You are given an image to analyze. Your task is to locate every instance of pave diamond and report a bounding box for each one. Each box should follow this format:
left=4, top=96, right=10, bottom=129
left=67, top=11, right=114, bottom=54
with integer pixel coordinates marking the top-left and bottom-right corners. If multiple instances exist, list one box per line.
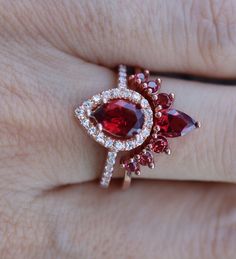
left=114, top=141, right=124, bottom=151
left=92, top=94, right=101, bottom=104
left=88, top=126, right=96, bottom=136
left=81, top=119, right=90, bottom=129
left=104, top=138, right=113, bottom=148
left=141, top=98, right=149, bottom=108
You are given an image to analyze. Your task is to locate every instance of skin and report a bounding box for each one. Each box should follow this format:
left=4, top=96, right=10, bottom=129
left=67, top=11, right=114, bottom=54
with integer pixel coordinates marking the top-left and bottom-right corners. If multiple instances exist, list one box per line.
left=0, top=0, right=236, bottom=258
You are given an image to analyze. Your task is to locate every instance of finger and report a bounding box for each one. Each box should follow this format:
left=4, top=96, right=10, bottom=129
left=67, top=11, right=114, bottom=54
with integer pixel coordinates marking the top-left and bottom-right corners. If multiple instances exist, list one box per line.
left=28, top=181, right=236, bottom=259
left=1, top=49, right=235, bottom=192
left=3, top=0, right=236, bottom=77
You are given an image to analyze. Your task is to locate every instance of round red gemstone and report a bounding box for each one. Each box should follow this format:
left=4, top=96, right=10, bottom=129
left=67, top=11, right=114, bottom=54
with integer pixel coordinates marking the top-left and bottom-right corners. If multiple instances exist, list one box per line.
left=124, top=160, right=140, bottom=173
left=91, top=99, right=145, bottom=139
left=139, top=150, right=153, bottom=166
left=156, top=109, right=196, bottom=138
left=147, top=80, right=160, bottom=93
left=150, top=136, right=168, bottom=153
left=155, top=93, right=172, bottom=109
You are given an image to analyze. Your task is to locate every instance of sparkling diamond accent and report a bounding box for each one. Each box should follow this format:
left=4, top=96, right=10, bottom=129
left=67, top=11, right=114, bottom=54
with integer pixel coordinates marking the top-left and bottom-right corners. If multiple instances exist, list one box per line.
left=100, top=151, right=117, bottom=188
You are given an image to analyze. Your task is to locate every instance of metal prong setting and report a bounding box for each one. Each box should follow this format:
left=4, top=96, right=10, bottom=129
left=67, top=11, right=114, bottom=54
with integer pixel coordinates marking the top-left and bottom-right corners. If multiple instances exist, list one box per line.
left=149, top=163, right=155, bottom=169
left=155, top=111, right=162, bottom=118
left=122, top=171, right=132, bottom=190
left=195, top=121, right=201, bottom=128
left=157, top=78, right=162, bottom=85
left=165, top=148, right=171, bottom=155
left=97, top=123, right=103, bottom=131
left=144, top=70, right=150, bottom=77
left=169, top=93, right=175, bottom=100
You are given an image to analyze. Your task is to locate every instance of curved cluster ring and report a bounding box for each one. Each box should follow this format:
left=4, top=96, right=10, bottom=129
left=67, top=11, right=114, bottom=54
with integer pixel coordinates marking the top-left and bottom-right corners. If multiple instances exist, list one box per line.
left=75, top=65, right=200, bottom=189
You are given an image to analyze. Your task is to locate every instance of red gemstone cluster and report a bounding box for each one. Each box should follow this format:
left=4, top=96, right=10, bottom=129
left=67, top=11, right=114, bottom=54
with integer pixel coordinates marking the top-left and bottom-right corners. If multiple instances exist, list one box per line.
left=121, top=70, right=199, bottom=175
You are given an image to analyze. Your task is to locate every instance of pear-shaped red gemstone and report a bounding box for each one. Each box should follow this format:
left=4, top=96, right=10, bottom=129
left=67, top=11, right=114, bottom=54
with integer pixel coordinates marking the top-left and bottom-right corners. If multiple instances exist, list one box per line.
left=91, top=99, right=145, bottom=139
left=156, top=109, right=197, bottom=138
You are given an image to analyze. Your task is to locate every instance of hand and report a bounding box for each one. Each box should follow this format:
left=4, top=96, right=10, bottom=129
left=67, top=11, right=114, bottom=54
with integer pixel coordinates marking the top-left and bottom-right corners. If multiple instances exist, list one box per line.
left=0, top=1, right=235, bottom=258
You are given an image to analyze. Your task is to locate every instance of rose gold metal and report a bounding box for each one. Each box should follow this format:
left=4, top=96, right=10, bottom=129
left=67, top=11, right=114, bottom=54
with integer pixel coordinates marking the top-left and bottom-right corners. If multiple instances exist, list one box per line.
left=144, top=70, right=150, bottom=76
left=169, top=93, right=175, bottom=100
left=155, top=111, right=162, bottom=118
left=149, top=163, right=155, bottom=169
left=97, top=123, right=103, bottom=131
left=143, top=82, right=148, bottom=88
left=129, top=75, right=135, bottom=80
left=157, top=78, right=162, bottom=85
left=153, top=125, right=160, bottom=132
left=155, top=105, right=162, bottom=112
left=86, top=110, right=91, bottom=116
left=152, top=95, right=158, bottom=101
left=122, top=171, right=132, bottom=189
left=152, top=133, right=158, bottom=139
left=195, top=121, right=201, bottom=128
left=136, top=78, right=142, bottom=84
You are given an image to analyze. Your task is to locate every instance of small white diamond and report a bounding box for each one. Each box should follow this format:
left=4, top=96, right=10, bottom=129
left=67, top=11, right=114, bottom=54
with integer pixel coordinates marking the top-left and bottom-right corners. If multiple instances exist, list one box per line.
left=142, top=128, right=150, bottom=138
left=83, top=100, right=93, bottom=109
left=92, top=94, right=101, bottom=104
left=141, top=98, right=149, bottom=108
left=111, top=89, right=120, bottom=98
left=132, top=92, right=141, bottom=102
left=108, top=152, right=117, bottom=163
left=114, top=141, right=124, bottom=151
left=105, top=164, right=113, bottom=172
left=88, top=126, right=96, bottom=136
left=108, top=157, right=116, bottom=164
left=81, top=119, right=90, bottom=129
left=136, top=135, right=144, bottom=145
left=104, top=172, right=112, bottom=178
left=100, top=178, right=110, bottom=186
left=108, top=151, right=117, bottom=159
left=104, top=138, right=113, bottom=148
left=146, top=120, right=153, bottom=128
left=121, top=90, right=131, bottom=98
left=75, top=107, right=84, bottom=117
left=96, top=133, right=105, bottom=144
left=144, top=108, right=153, bottom=117
left=126, top=141, right=135, bottom=150
left=102, top=91, right=111, bottom=100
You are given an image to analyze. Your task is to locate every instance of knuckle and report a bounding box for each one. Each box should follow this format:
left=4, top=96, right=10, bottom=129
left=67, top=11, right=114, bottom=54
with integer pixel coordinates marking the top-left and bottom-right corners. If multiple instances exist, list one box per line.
left=191, top=0, right=236, bottom=70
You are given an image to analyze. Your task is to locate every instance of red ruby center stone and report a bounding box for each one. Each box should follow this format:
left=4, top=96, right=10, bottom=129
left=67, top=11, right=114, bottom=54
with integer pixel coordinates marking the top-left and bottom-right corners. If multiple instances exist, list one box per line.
left=91, top=99, right=145, bottom=139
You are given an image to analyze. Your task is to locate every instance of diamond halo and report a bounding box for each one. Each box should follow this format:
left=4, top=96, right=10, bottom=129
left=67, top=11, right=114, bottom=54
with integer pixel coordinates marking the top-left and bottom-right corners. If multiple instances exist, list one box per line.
left=75, top=88, right=153, bottom=152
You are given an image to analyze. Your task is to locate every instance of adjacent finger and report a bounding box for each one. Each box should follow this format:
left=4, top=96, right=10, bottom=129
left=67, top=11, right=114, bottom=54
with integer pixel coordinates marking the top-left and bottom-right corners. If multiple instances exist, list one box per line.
left=3, top=0, right=236, bottom=77
left=33, top=181, right=236, bottom=259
